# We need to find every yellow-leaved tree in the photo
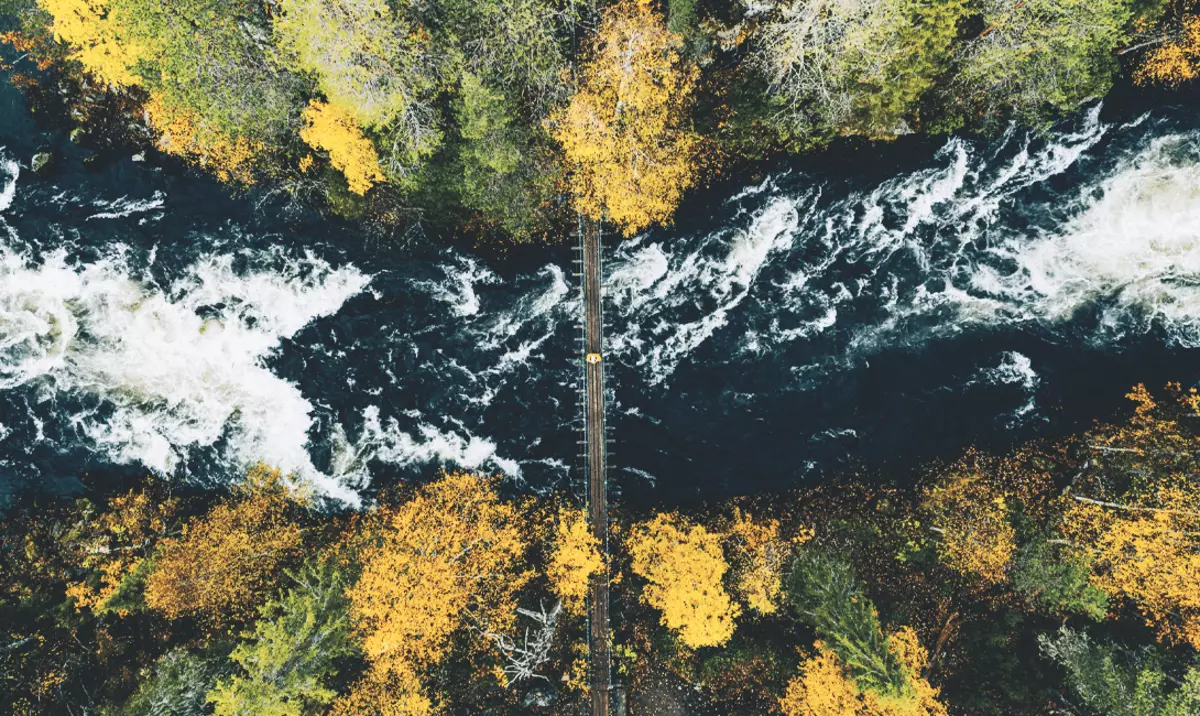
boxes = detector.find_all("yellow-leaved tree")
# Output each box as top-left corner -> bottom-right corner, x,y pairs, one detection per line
726,508 -> 808,615
779,645 -> 862,716
144,465 -> 305,630
328,669 -> 433,716
627,512 -> 739,648
339,471 -> 528,713
780,628 -> 948,716
546,507 -> 604,616
300,100 -> 386,195
550,0 -> 700,235
1057,385 -> 1200,649
38,0 -> 144,85
924,454 -> 1018,586
64,486 -> 178,615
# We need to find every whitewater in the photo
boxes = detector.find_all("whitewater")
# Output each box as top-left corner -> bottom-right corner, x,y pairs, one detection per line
2,105 -> 1199,505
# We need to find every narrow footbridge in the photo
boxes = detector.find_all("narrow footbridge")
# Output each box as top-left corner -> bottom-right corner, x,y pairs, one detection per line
575,216 -> 612,716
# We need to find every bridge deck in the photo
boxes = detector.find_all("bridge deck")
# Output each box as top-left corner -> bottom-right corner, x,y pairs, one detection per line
580,217 -> 611,716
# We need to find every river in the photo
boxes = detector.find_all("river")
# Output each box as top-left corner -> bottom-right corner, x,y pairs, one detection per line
3,70 -> 1200,508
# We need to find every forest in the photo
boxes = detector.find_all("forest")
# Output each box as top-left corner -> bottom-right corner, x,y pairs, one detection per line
3,385 -> 1200,714
0,0 -> 1198,242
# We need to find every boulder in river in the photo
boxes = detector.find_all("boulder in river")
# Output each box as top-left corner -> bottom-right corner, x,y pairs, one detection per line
31,152 -> 54,175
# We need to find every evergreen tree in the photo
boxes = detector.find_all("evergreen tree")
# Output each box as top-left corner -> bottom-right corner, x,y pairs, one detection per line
206,561 -> 355,716
784,550 -> 910,700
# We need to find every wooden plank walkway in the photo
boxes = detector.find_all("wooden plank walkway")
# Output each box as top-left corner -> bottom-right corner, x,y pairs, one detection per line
578,216 -> 612,716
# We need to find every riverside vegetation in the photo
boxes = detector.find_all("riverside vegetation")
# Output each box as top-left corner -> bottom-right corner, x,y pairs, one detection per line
2,0 -> 1200,242
3,385 -> 1200,714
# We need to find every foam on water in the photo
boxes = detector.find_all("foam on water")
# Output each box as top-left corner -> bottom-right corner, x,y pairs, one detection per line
966,352 -> 1042,426
0,155 -> 18,213
603,107 -> 1200,394
330,405 -> 520,482
607,193 -> 804,384
0,243 -> 371,503
86,192 -> 166,221
976,133 -> 1200,344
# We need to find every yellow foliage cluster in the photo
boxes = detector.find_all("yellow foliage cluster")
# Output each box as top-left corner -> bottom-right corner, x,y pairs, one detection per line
550,0 -> 700,235
64,488 -> 177,615
1137,16 -> 1200,86
144,465 -> 304,629
726,508 -> 807,614
329,669 -> 433,716
780,629 -> 947,716
546,507 -> 604,615
628,513 -> 740,648
300,100 -> 386,195
347,472 -> 528,705
925,461 -> 1017,586
1053,384 -> 1200,648
38,0 -> 144,85
1061,479 -> 1200,649
146,96 -> 261,185
779,646 -> 861,716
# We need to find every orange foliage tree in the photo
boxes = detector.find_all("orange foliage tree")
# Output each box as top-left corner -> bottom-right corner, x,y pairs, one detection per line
300,100 -> 386,195
342,471 -> 529,710
546,506 -> 604,616
627,512 -> 740,648
143,465 -> 305,629
550,0 -> 700,235
1136,15 -> 1200,86
146,96 -> 263,184
1057,385 -> 1200,649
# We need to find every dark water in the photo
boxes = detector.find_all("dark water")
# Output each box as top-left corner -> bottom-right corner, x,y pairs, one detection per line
3,68 -> 1200,508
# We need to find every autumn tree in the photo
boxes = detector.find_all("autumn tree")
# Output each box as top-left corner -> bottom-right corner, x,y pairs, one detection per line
63,485 -> 179,616
551,0 -> 701,235
725,508 -> 808,615
1136,14 -> 1200,86
627,512 -> 740,648
755,0 -> 965,144
344,471 -> 528,707
39,0 -> 303,180
38,0 -> 144,85
779,646 -> 864,716
144,465 -> 306,630
1059,474 -> 1200,648
923,457 -> 1018,587
274,0 -> 442,183
147,97 -> 262,185
546,506 -> 603,616
207,561 -> 355,716
299,101 -> 387,196
328,670 -> 432,716
1056,385 -> 1200,649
